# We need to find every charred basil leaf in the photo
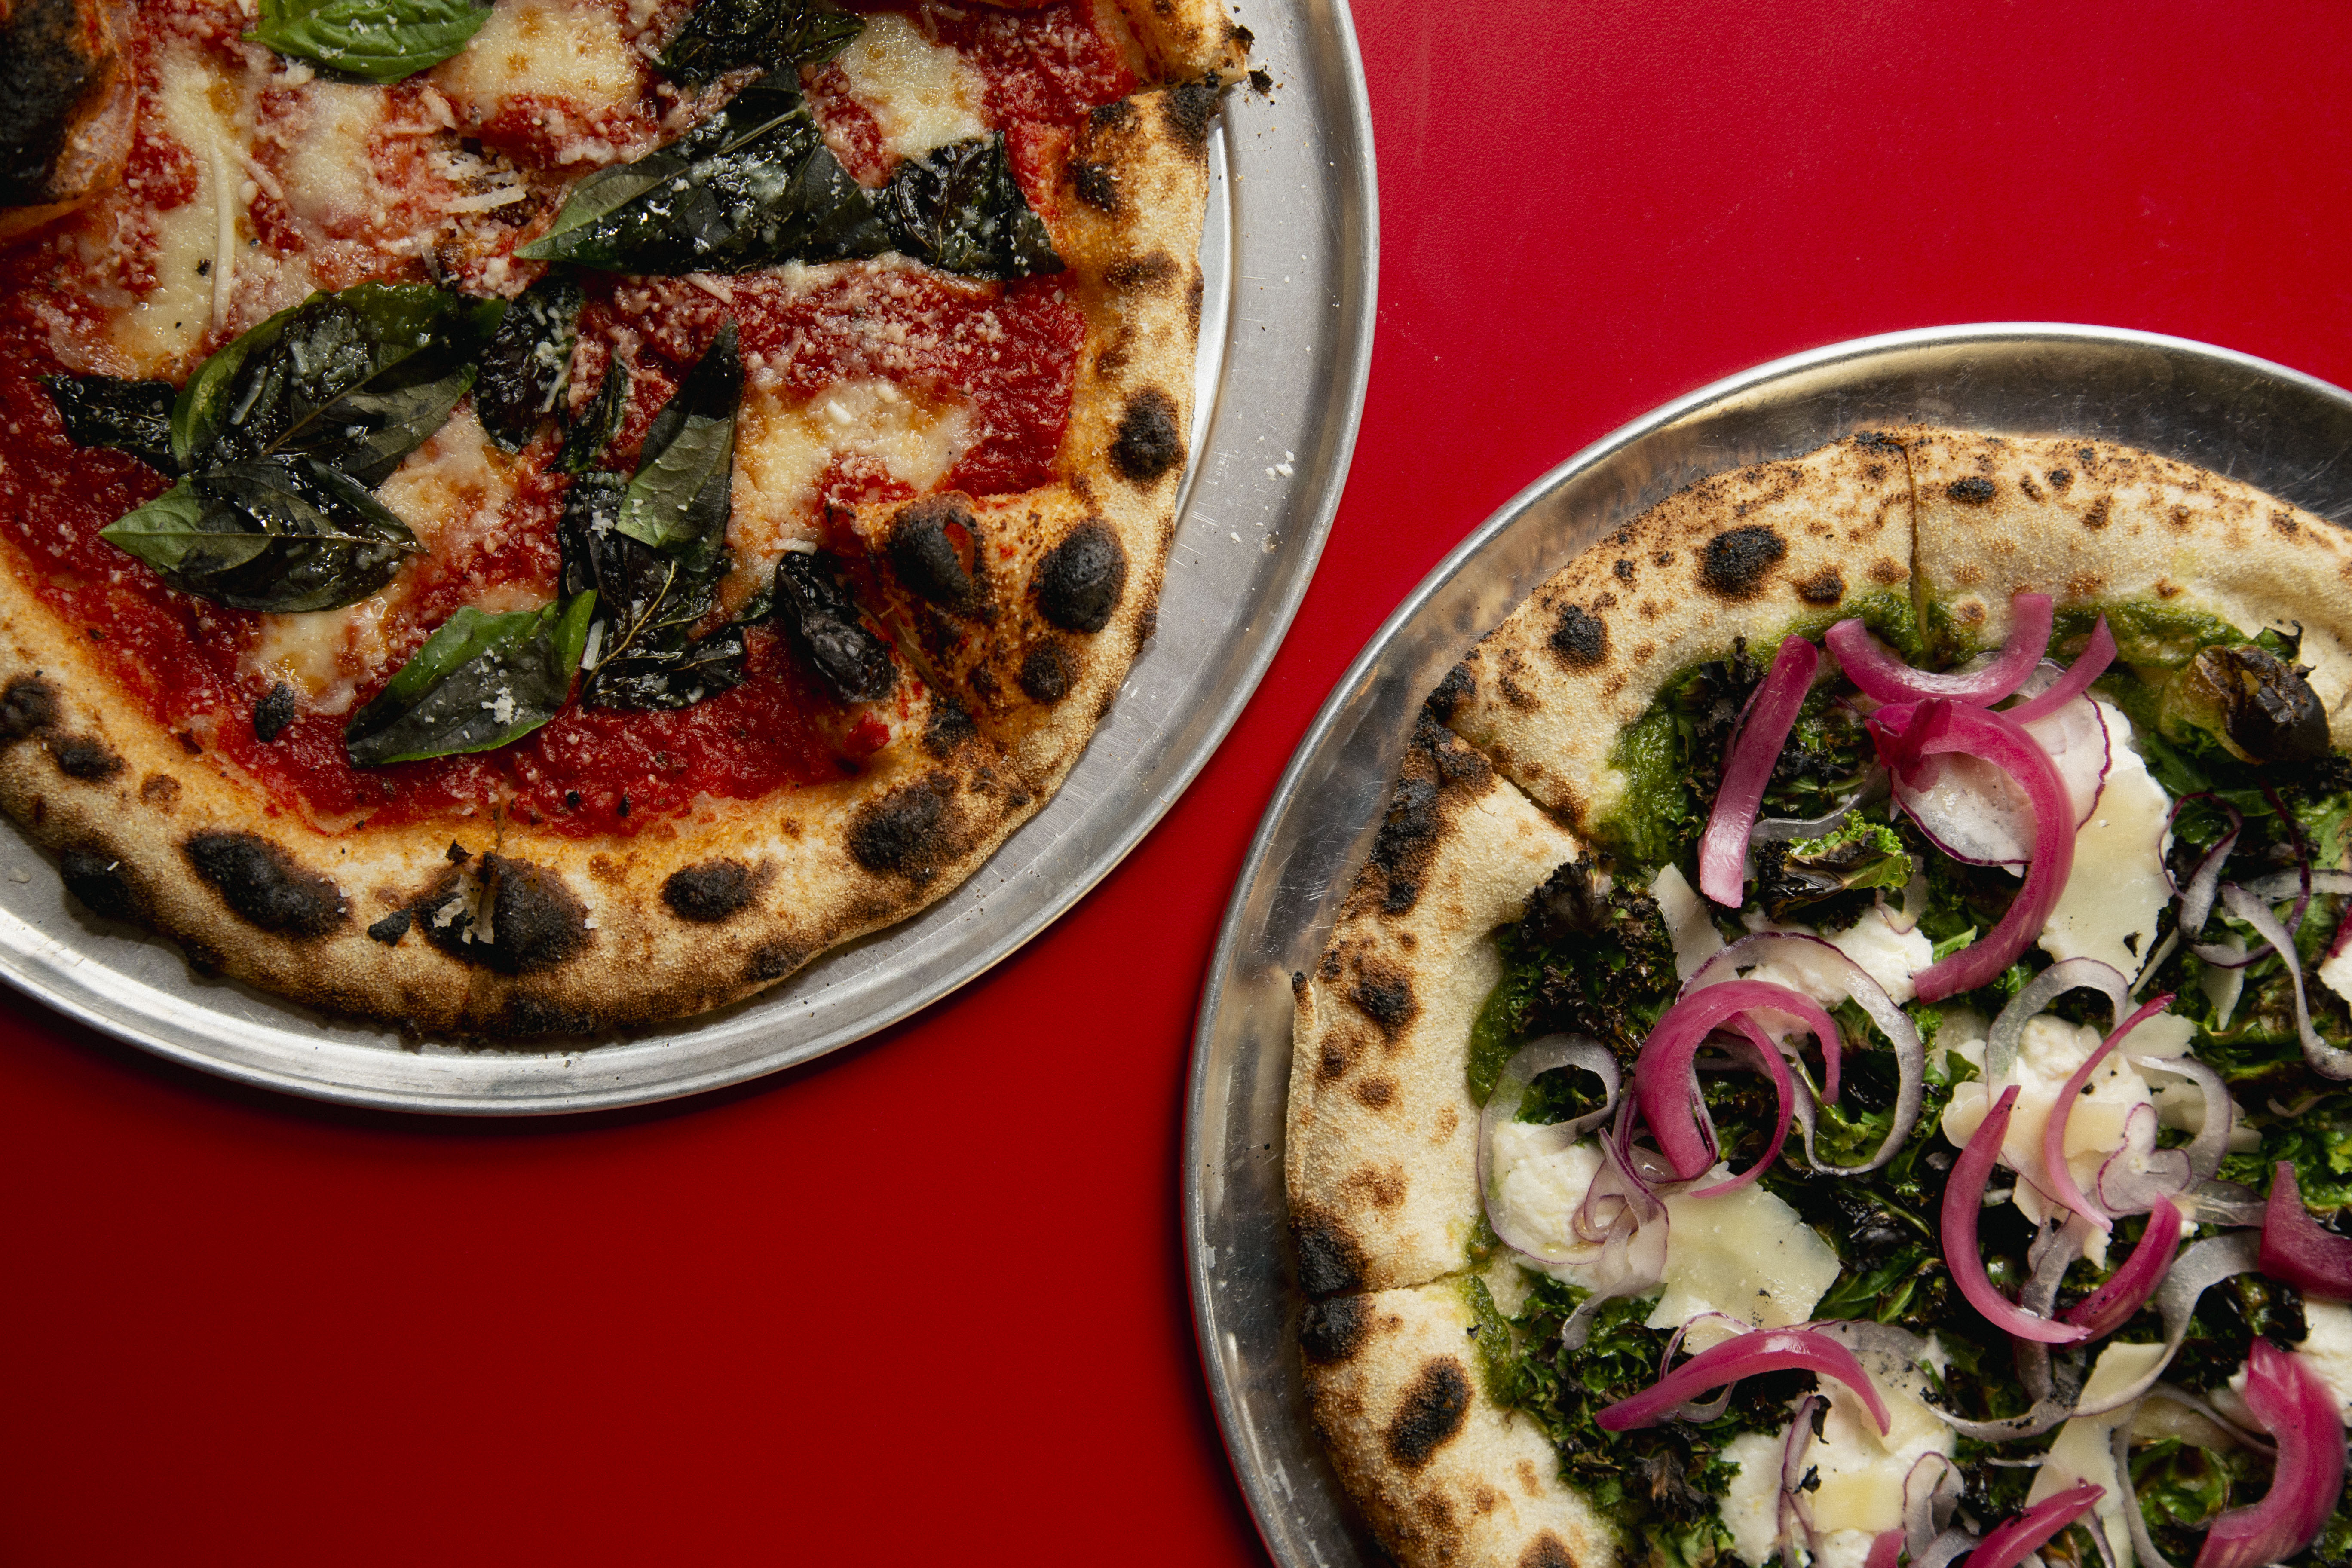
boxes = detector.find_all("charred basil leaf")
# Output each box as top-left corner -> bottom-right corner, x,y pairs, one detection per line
475,273 -> 583,453
877,134 -> 1062,280
100,456 -> 422,612
248,0 -> 491,83
556,356 -> 630,474
661,0 -> 861,84
616,323 -> 739,564
774,550 -> 894,704
345,592 -> 596,765
172,282 -> 503,483
516,74 -> 889,273
561,328 -> 747,709
40,374 -> 180,471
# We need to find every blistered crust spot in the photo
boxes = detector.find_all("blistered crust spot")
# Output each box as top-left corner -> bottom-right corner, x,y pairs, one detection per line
747,941 -> 806,983
183,831 -> 348,939
59,846 -> 135,921
1350,961 -> 1417,1036
1520,1535 -> 1574,1568
1947,476 -> 1996,505
921,695 -> 977,759
481,856 -> 590,974
1109,387 -> 1184,485
1035,519 -> 1129,632
138,772 -> 180,808
1106,251 -> 1179,293
847,769 -> 958,880
1384,1359 -> 1472,1470
1161,76 -> 1221,152
1796,567 -> 1845,606
1018,642 -> 1074,703
1068,159 -> 1118,212
1293,1210 -> 1368,1297
1548,604 -> 1607,667
1298,1295 -> 1370,1365
1425,662 -> 1473,721
51,735 -> 121,780
1698,525 -> 1787,599
0,674 -> 60,740
887,493 -> 984,614
662,858 -> 763,924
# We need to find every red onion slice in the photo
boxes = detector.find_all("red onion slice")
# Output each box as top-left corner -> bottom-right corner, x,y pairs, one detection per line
2004,616 -> 2117,724
1893,695 -> 2111,868
1700,636 -> 1820,906
1868,702 -> 2077,1002
1963,1482 -> 2104,1568
1685,932 -> 1926,1174
2219,884 -> 2352,1079
2191,1339 -> 2347,1568
2241,869 -> 2352,901
1558,1133 -> 1671,1351
1694,1020 -> 1796,1197
2039,994 -> 2175,1231
2126,1051 -> 2234,1186
1941,1085 -> 2092,1344
1635,978 -> 1843,1181
2064,1194 -> 2186,1337
2259,1161 -> 2352,1302
1904,1452 -> 1965,1553
1866,1532 -> 1905,1568
2112,1422 -> 2180,1568
1595,1324 -> 1893,1434
1829,593 -> 2054,707
1477,1036 -> 1621,1269
1984,958 -> 2132,1088
2094,1103 -> 2194,1216
2065,1231 -> 2263,1420
1779,1391 -> 1825,1556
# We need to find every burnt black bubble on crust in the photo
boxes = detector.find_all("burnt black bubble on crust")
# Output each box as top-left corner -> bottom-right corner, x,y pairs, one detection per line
662,858 -> 760,924
59,847 -> 137,922
1948,475 -> 1997,505
1548,603 -> 1607,667
1698,524 -> 1787,599
0,674 -> 60,741
1160,77 -> 1222,154
1035,520 -> 1128,634
1109,388 -> 1183,485
1018,643 -> 1074,704
886,494 -> 985,615
51,734 -> 122,780
847,770 -> 957,881
1384,1360 -> 1471,1470
1298,1296 -> 1369,1365
416,855 -> 590,974
1068,159 -> 1119,213
182,830 -> 348,939
1293,1211 -> 1369,1298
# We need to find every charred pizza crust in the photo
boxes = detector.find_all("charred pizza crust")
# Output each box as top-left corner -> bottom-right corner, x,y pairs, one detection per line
1287,427 -> 2352,1566
0,0 -> 1247,1036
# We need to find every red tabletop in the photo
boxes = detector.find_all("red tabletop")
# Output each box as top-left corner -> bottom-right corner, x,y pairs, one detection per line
7,3 -> 2352,1562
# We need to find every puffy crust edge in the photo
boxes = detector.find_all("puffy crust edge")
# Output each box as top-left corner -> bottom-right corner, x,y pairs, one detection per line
1436,434 -> 1916,837
1301,1277 -> 1612,1568
1287,717 -> 1580,1298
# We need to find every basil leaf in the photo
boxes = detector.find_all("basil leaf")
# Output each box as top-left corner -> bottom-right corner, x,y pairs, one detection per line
41,374 -> 180,471
877,134 -> 1063,281
661,0 -> 861,84
345,592 -> 596,766
517,74 -> 889,273
475,273 -> 583,453
615,323 -> 739,567
773,550 -> 894,704
555,356 -> 629,474
248,0 -> 490,83
101,457 -> 422,612
560,473 -> 747,710
172,282 -> 503,483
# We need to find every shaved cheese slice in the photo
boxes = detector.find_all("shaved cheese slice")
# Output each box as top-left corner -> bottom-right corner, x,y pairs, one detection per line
1647,1178 -> 1839,1346
835,12 -> 988,159
2039,701 -> 2171,974
432,0 -> 643,130
1652,864 -> 1724,980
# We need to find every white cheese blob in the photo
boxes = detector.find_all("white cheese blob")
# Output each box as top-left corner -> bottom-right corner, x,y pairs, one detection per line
279,81 -> 389,233
433,0 -> 644,132
2320,943 -> 2352,1013
1647,1177 -> 1840,1346
1942,1016 -> 2164,1263
1824,904 -> 1936,1005
834,13 -> 988,160
112,49 -> 245,372
2038,701 -> 2172,975
1718,1430 -> 1786,1568
2297,1299 -> 2352,1418
1652,864 -> 1724,980
2027,1340 -> 2173,1564
1485,1130 -> 1606,1270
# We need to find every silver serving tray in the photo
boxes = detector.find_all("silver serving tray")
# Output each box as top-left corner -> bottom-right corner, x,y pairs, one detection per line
0,0 -> 1380,1114
1184,325 -> 2352,1567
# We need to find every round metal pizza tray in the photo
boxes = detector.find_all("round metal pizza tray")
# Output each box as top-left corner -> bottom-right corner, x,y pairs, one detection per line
0,0 -> 1380,1114
1184,323 -> 2352,1567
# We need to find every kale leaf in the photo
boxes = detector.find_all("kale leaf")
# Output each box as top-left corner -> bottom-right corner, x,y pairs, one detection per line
1754,817 -> 1912,924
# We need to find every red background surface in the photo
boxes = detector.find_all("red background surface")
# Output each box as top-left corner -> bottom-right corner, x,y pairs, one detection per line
6,3 -> 2352,1562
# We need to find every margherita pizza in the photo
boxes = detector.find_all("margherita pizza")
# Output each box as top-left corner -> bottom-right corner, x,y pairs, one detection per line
0,0 -> 1245,1032
1289,430 -> 2352,1568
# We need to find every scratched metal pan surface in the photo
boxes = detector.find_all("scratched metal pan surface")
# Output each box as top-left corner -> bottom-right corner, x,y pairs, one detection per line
0,0 -> 1380,1115
1184,324 -> 2352,1567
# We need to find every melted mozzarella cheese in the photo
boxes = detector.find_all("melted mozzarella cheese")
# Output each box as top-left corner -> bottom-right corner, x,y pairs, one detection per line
1647,1178 -> 1840,1346
279,82 -> 389,232
835,12 -> 988,159
1486,1131 -> 1606,1269
1652,864 -> 1724,980
2039,701 -> 2172,974
1718,1431 -> 1785,1568
432,0 -> 643,129
2297,1300 -> 2352,1418
246,594 -> 396,714
1824,905 -> 1936,1004
113,50 -> 244,372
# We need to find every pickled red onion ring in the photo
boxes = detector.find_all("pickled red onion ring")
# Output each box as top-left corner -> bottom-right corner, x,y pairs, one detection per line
2259,1161 -> 2352,1302
2003,616 -> 2116,724
1868,701 -> 2076,1003
1594,1325 -> 1892,1435
1634,979 -> 1843,1181
1827,593 -> 2053,706
1940,1085 -> 2092,1344
1700,637 -> 1820,906
2063,1194 -> 2185,1337
1963,1483 -> 2103,1568
2039,993 -> 2175,1231
2191,1340 -> 2346,1568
